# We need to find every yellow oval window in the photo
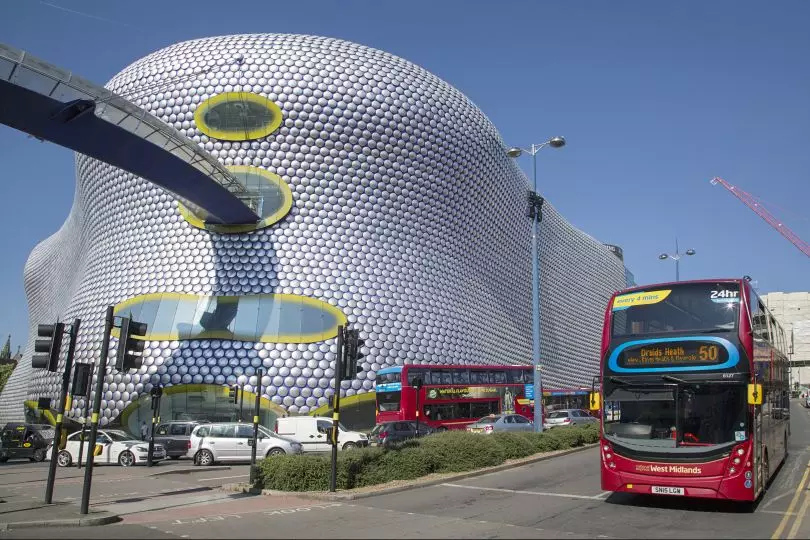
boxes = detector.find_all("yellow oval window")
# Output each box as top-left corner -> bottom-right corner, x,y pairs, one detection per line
194,92 -> 282,141
178,166 -> 293,233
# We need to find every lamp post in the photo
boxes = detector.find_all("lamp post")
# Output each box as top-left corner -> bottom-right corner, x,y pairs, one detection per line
507,136 -> 566,432
658,239 -> 696,281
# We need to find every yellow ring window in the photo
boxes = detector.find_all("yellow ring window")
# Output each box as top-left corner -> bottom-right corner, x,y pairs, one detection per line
178,166 -> 293,233
194,92 -> 282,141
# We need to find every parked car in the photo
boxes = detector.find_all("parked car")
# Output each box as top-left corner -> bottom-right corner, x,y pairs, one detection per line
153,420 -> 210,459
0,423 -> 54,463
543,409 -> 598,430
188,422 -> 303,465
275,416 -> 369,451
54,429 -> 166,467
369,421 -> 434,447
466,414 -> 534,434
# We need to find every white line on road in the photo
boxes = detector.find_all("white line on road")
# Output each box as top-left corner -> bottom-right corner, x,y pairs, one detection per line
441,483 -> 607,500
196,474 -> 249,482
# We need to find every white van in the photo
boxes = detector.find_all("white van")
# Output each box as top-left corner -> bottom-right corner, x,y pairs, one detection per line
275,416 -> 368,452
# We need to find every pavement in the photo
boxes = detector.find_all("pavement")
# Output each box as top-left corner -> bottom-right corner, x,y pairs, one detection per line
3,402 -> 810,537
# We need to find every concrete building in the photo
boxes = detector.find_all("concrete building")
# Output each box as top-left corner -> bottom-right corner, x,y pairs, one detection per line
762,292 -> 810,386
0,34 -> 629,430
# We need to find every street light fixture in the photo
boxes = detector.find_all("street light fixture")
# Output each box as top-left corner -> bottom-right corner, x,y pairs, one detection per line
659,239 -> 696,281
507,136 -> 566,433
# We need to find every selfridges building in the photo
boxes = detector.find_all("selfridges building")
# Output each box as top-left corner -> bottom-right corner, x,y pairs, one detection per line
0,34 -> 627,430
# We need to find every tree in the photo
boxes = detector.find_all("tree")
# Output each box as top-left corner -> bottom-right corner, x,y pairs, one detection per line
0,364 -> 15,394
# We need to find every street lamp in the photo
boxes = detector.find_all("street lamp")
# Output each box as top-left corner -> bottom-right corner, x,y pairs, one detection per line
658,239 -> 696,281
507,136 -> 566,433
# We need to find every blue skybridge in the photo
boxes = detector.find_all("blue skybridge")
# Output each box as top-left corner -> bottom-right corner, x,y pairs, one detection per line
0,42 -> 260,225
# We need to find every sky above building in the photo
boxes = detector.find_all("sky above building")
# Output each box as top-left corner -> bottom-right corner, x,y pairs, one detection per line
1,0 -> 808,344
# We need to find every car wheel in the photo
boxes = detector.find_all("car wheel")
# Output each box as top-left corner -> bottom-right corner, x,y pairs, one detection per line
170,455 -> 180,460
267,448 -> 286,457
197,449 -> 215,466
118,450 -> 135,467
342,442 -> 357,451
57,450 -> 72,467
32,448 -> 46,462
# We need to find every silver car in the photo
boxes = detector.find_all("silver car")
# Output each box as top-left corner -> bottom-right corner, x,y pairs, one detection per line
188,422 -> 303,465
543,409 -> 598,430
466,414 -> 534,434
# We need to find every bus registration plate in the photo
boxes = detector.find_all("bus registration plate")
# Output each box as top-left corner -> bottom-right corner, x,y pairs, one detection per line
651,486 -> 684,496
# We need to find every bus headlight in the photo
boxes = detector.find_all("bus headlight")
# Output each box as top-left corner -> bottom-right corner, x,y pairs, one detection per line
733,457 -> 741,465
737,448 -> 745,456
729,466 -> 736,474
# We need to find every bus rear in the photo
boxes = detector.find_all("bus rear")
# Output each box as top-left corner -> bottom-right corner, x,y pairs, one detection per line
599,279 -> 775,503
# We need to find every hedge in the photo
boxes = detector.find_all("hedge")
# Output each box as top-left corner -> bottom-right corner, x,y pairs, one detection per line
257,424 -> 599,492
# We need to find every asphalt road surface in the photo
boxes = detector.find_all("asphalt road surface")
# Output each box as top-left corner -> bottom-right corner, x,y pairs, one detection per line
4,401 -> 810,538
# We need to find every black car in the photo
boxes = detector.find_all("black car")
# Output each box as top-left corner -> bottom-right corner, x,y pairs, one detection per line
0,423 -> 54,462
153,420 -> 210,458
369,421 -> 434,448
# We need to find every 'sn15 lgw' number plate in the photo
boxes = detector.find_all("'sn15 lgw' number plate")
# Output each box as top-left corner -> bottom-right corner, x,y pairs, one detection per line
651,486 -> 684,495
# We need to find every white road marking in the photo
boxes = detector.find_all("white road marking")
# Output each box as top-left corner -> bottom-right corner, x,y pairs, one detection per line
442,483 -> 606,500
196,474 -> 249,482
761,510 -> 797,516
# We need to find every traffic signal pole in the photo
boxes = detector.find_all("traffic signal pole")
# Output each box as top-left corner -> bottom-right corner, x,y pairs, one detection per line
249,368 -> 263,486
80,306 -> 114,515
44,318 -> 79,504
329,325 -> 344,493
147,387 -> 161,467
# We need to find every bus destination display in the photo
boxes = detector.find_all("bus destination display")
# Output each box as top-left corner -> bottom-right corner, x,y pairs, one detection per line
618,342 -> 728,368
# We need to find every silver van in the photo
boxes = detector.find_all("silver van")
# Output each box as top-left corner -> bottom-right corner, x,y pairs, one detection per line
188,422 -> 303,466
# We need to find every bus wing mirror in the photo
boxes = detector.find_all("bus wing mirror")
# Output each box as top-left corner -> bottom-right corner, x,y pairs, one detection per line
589,392 -> 601,411
748,384 -> 763,405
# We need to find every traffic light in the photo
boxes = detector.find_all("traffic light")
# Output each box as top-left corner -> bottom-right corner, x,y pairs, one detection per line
32,322 -> 65,372
115,317 -> 148,371
341,328 -> 366,381
229,385 -> 238,403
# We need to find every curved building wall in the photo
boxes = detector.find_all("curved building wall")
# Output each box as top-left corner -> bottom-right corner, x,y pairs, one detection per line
0,34 -> 626,425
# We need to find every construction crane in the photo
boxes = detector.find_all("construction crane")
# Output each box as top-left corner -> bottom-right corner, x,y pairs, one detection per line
710,177 -> 810,258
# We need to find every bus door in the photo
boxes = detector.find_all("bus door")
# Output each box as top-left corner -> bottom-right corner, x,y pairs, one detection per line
754,405 -> 763,493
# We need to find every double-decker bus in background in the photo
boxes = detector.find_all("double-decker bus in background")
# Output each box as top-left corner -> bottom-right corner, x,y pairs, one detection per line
375,364 -> 590,430
596,278 -> 790,504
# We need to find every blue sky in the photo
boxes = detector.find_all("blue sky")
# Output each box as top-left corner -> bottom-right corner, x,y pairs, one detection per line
1,0 -> 808,347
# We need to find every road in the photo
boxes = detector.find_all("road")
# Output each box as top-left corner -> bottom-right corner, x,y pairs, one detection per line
4,401 -> 810,538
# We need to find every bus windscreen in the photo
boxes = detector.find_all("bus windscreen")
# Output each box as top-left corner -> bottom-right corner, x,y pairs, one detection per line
611,282 -> 740,338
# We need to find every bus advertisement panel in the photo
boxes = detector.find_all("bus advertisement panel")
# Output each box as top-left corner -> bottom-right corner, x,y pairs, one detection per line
598,279 -> 790,504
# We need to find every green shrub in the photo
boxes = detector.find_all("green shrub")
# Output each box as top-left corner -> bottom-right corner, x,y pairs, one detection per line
418,431 -> 506,472
490,432 -> 536,460
259,454 -> 331,491
257,425 -> 599,492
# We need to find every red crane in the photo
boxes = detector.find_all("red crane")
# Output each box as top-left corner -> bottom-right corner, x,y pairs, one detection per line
711,177 -> 810,258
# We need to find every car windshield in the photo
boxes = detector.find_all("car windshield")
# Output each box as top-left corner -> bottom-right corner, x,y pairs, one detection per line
603,385 -> 747,448
105,430 -> 135,442
477,416 -> 498,424
612,282 -> 740,337
547,411 -> 569,419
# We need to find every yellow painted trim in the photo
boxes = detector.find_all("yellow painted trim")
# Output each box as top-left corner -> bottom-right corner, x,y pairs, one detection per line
177,167 -> 293,233
23,401 -> 57,425
56,414 -> 63,423
332,412 -> 340,420
112,292 -> 346,343
195,92 -> 283,141
253,415 -> 259,424
309,391 -> 376,417
91,412 -> 99,423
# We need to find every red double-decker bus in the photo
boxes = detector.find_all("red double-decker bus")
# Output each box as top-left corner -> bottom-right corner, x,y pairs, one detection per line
597,279 -> 790,504
375,364 -> 590,430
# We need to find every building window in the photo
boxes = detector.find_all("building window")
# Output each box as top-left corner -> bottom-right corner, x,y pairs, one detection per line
194,92 -> 282,141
